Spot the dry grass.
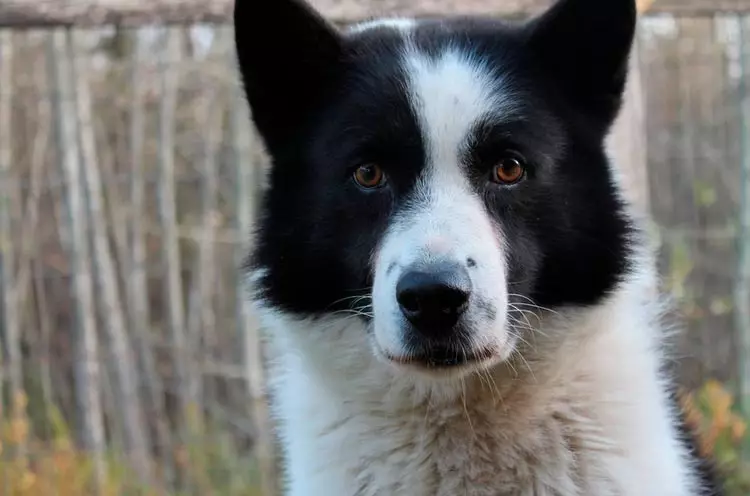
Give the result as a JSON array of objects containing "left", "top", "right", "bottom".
[{"left": 0, "top": 392, "right": 266, "bottom": 495}]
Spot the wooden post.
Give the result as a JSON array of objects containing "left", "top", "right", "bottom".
[
  {"left": 0, "top": 0, "right": 746, "bottom": 28},
  {"left": 734, "top": 14, "right": 750, "bottom": 459}
]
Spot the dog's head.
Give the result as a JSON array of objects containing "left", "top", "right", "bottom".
[{"left": 236, "top": 0, "right": 638, "bottom": 379}]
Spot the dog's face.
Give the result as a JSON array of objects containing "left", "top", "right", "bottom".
[{"left": 236, "top": 0, "right": 637, "bottom": 379}]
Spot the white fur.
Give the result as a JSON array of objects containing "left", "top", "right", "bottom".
[
  {"left": 253, "top": 262, "right": 702, "bottom": 495},
  {"left": 248, "top": 26, "right": 704, "bottom": 496},
  {"left": 372, "top": 47, "right": 519, "bottom": 368}
]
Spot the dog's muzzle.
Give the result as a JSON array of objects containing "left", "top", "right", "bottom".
[{"left": 395, "top": 261, "right": 472, "bottom": 341}]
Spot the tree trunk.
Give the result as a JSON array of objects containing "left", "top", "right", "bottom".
[
  {"left": 0, "top": 29, "right": 23, "bottom": 428},
  {"left": 48, "top": 27, "right": 106, "bottom": 489},
  {"left": 128, "top": 27, "right": 175, "bottom": 489},
  {"left": 71, "top": 29, "right": 153, "bottom": 484},
  {"left": 158, "top": 25, "right": 198, "bottom": 440}
]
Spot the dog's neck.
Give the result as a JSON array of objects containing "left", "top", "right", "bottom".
[{"left": 255, "top": 267, "right": 701, "bottom": 495}]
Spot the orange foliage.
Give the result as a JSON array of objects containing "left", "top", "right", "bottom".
[{"left": 680, "top": 380, "right": 747, "bottom": 458}]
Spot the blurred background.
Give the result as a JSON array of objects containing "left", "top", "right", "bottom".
[{"left": 0, "top": 0, "right": 748, "bottom": 494}]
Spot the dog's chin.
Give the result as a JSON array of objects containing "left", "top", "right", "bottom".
[{"left": 375, "top": 340, "right": 506, "bottom": 379}]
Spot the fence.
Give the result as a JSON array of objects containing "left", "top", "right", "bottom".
[
  {"left": 0, "top": 23, "right": 275, "bottom": 495},
  {"left": 638, "top": 15, "right": 749, "bottom": 390},
  {"left": 0, "top": 1, "right": 748, "bottom": 495}
]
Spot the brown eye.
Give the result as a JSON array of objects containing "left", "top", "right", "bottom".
[
  {"left": 353, "top": 164, "right": 386, "bottom": 189},
  {"left": 492, "top": 155, "right": 526, "bottom": 185}
]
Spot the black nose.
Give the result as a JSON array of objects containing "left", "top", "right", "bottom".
[{"left": 396, "top": 263, "right": 471, "bottom": 337}]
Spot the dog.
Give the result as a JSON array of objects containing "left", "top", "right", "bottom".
[{"left": 233, "top": 0, "right": 723, "bottom": 493}]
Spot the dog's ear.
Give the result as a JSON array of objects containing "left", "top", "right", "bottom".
[
  {"left": 525, "top": 0, "right": 637, "bottom": 124},
  {"left": 234, "top": 0, "right": 343, "bottom": 154}
]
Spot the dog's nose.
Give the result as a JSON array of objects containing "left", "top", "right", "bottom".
[{"left": 396, "top": 263, "right": 471, "bottom": 337}]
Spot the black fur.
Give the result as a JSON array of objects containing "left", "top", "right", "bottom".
[{"left": 236, "top": 0, "right": 637, "bottom": 316}]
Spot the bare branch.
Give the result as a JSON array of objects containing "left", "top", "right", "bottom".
[{"left": 0, "top": 29, "right": 22, "bottom": 418}]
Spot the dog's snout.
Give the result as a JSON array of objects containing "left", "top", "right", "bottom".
[{"left": 396, "top": 262, "right": 471, "bottom": 336}]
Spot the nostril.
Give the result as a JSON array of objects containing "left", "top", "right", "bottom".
[{"left": 398, "top": 290, "right": 421, "bottom": 314}]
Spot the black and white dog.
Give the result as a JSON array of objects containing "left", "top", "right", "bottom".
[{"left": 234, "top": 0, "right": 723, "bottom": 493}]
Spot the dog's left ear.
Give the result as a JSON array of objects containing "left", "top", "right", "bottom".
[
  {"left": 234, "top": 0, "right": 344, "bottom": 155},
  {"left": 525, "top": 0, "right": 637, "bottom": 124}
]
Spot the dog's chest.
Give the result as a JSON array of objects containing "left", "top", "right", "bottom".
[{"left": 280, "top": 384, "right": 620, "bottom": 496}]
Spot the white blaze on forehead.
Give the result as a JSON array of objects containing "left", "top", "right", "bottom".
[
  {"left": 383, "top": 45, "right": 518, "bottom": 256},
  {"left": 403, "top": 47, "right": 514, "bottom": 188},
  {"left": 388, "top": 45, "right": 515, "bottom": 248}
]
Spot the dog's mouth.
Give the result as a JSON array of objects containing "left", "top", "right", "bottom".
[{"left": 384, "top": 344, "right": 499, "bottom": 370}]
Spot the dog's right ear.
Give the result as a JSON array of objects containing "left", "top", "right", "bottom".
[{"left": 234, "top": 0, "right": 343, "bottom": 154}]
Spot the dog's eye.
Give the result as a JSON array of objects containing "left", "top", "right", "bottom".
[
  {"left": 353, "top": 164, "right": 386, "bottom": 189},
  {"left": 492, "top": 155, "right": 526, "bottom": 185}
]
